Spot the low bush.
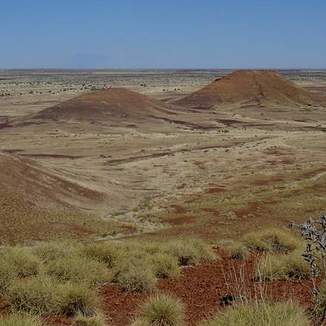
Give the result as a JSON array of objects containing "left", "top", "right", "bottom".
[
  {"left": 0, "top": 313, "right": 44, "bottom": 326},
  {"left": 150, "top": 253, "right": 181, "bottom": 279},
  {"left": 242, "top": 228, "right": 302, "bottom": 253},
  {"left": 199, "top": 301, "right": 310, "bottom": 326},
  {"left": 132, "top": 293, "right": 185, "bottom": 326},
  {"left": 45, "top": 255, "right": 110, "bottom": 285},
  {"left": 255, "top": 251, "right": 310, "bottom": 281}
]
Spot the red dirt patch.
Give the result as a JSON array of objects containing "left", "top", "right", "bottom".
[
  {"left": 251, "top": 175, "right": 284, "bottom": 186},
  {"left": 101, "top": 250, "right": 315, "bottom": 326},
  {"left": 51, "top": 222, "right": 95, "bottom": 237},
  {"left": 167, "top": 215, "right": 197, "bottom": 226},
  {"left": 170, "top": 204, "right": 188, "bottom": 214},
  {"left": 233, "top": 202, "right": 261, "bottom": 219},
  {"left": 206, "top": 187, "right": 226, "bottom": 194}
]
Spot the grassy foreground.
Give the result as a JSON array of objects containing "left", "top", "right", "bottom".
[
  {"left": 0, "top": 238, "right": 215, "bottom": 325},
  {"left": 0, "top": 226, "right": 318, "bottom": 325}
]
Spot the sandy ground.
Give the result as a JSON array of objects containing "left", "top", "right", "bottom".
[{"left": 0, "top": 69, "right": 326, "bottom": 243}]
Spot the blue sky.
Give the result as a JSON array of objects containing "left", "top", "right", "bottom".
[{"left": 0, "top": 0, "right": 325, "bottom": 69}]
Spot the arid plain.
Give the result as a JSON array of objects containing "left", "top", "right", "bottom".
[
  {"left": 1, "top": 69, "right": 326, "bottom": 244},
  {"left": 1, "top": 69, "right": 326, "bottom": 326}
]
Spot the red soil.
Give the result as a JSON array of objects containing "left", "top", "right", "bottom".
[
  {"left": 175, "top": 70, "right": 317, "bottom": 108},
  {"left": 101, "top": 250, "right": 315, "bottom": 326}
]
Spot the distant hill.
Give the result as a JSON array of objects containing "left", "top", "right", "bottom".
[
  {"left": 18, "top": 87, "right": 218, "bottom": 130},
  {"left": 31, "top": 87, "right": 177, "bottom": 123},
  {"left": 175, "top": 70, "right": 317, "bottom": 108}
]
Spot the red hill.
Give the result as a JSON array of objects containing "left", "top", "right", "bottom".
[
  {"left": 32, "top": 88, "right": 175, "bottom": 123},
  {"left": 175, "top": 70, "right": 316, "bottom": 108}
]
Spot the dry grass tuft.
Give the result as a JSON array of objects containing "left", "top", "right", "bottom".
[
  {"left": 6, "top": 275, "right": 98, "bottom": 316},
  {"left": 113, "top": 259, "right": 157, "bottom": 292},
  {"left": 199, "top": 301, "right": 310, "bottom": 326},
  {"left": 242, "top": 228, "right": 302, "bottom": 253},
  {"left": 33, "top": 241, "right": 81, "bottom": 263},
  {"left": 80, "top": 242, "right": 123, "bottom": 268},
  {"left": 0, "top": 247, "right": 41, "bottom": 278},
  {"left": 256, "top": 250, "right": 310, "bottom": 281},
  {"left": 45, "top": 255, "right": 111, "bottom": 285},
  {"left": 72, "top": 312, "right": 107, "bottom": 326},
  {"left": 57, "top": 282, "right": 98, "bottom": 317},
  {"left": 0, "top": 313, "right": 44, "bottom": 326},
  {"left": 163, "top": 239, "right": 216, "bottom": 266},
  {"left": 132, "top": 293, "right": 185, "bottom": 326},
  {"left": 150, "top": 253, "right": 181, "bottom": 279},
  {"left": 6, "top": 276, "right": 62, "bottom": 315},
  {"left": 224, "top": 241, "right": 250, "bottom": 261}
]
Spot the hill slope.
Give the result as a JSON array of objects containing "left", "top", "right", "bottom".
[
  {"left": 175, "top": 70, "right": 317, "bottom": 108},
  {"left": 0, "top": 152, "right": 103, "bottom": 209}
]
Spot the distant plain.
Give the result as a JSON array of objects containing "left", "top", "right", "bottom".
[{"left": 0, "top": 69, "right": 326, "bottom": 244}]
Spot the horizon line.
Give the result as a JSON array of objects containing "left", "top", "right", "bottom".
[{"left": 1, "top": 67, "right": 326, "bottom": 71}]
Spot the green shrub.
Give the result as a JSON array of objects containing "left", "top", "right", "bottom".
[
  {"left": 132, "top": 294, "right": 185, "bottom": 326},
  {"left": 6, "top": 275, "right": 98, "bottom": 316},
  {"left": 256, "top": 251, "right": 310, "bottom": 281},
  {"left": 243, "top": 228, "right": 302, "bottom": 253},
  {"left": 199, "top": 301, "right": 310, "bottom": 326},
  {"left": 0, "top": 247, "right": 41, "bottom": 278},
  {"left": 45, "top": 255, "right": 110, "bottom": 285},
  {"left": 72, "top": 313, "right": 106, "bottom": 326},
  {"left": 0, "top": 313, "right": 44, "bottom": 326},
  {"left": 150, "top": 253, "right": 181, "bottom": 279},
  {"left": 163, "top": 239, "right": 215, "bottom": 266},
  {"left": 114, "top": 260, "right": 157, "bottom": 292}
]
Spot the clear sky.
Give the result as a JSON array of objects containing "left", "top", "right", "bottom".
[{"left": 1, "top": 0, "right": 325, "bottom": 69}]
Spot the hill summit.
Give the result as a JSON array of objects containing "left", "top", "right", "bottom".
[{"left": 175, "top": 70, "right": 316, "bottom": 108}]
